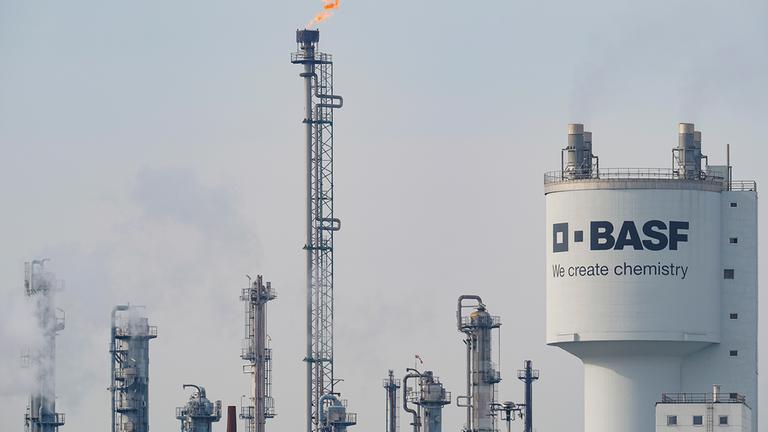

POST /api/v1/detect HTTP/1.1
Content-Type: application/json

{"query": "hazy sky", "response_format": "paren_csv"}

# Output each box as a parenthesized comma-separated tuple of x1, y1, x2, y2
(1, 1, 767, 431)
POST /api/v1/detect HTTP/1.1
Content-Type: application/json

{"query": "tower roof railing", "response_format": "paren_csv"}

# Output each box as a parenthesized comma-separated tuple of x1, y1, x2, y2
(544, 168, 756, 192)
(544, 168, 725, 184)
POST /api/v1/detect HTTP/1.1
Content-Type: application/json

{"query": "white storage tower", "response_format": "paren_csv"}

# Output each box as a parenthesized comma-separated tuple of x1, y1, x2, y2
(544, 123, 758, 432)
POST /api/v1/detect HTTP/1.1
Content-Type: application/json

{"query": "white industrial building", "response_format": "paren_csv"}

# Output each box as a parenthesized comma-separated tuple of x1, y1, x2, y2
(544, 123, 758, 432)
(655, 387, 751, 431)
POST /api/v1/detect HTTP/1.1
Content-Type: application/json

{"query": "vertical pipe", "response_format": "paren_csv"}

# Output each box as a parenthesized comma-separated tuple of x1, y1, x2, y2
(255, 279, 265, 432)
(227, 406, 237, 432)
(465, 340, 471, 431)
(524, 361, 533, 432)
(727, 144, 731, 190)
(403, 373, 421, 432)
(302, 39, 315, 432)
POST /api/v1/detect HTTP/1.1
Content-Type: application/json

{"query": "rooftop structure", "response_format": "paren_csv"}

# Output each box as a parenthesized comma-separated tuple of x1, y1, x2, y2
(656, 386, 751, 431)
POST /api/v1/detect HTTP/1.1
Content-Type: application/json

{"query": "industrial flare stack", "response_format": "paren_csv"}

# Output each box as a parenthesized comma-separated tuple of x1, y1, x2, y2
(292, 28, 356, 432)
(545, 123, 758, 432)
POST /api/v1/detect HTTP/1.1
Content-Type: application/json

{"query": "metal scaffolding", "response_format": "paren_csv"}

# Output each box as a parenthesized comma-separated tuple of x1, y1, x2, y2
(110, 305, 157, 432)
(240, 275, 277, 432)
(292, 28, 355, 432)
(24, 260, 65, 432)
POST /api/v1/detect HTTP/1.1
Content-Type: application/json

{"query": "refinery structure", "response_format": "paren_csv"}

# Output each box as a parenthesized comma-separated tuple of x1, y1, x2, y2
(11, 25, 760, 432)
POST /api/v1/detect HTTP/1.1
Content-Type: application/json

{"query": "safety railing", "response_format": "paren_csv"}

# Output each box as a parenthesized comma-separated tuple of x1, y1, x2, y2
(729, 180, 757, 192)
(661, 392, 746, 404)
(544, 168, 726, 185)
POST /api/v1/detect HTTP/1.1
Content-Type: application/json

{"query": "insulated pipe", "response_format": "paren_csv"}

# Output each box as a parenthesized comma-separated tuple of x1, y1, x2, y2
(403, 371, 422, 432)
(318, 393, 343, 426)
(457, 295, 483, 327)
(183, 384, 203, 397)
(456, 295, 482, 431)
(227, 406, 237, 432)
(299, 34, 316, 432)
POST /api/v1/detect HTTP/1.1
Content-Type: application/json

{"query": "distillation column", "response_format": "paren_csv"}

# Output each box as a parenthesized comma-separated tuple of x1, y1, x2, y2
(110, 306, 157, 432)
(403, 370, 451, 432)
(291, 28, 355, 432)
(24, 260, 65, 432)
(457, 296, 501, 432)
(176, 385, 222, 432)
(383, 370, 401, 432)
(240, 275, 276, 432)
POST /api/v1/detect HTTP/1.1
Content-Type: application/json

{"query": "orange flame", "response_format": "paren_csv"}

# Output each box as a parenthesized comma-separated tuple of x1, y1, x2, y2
(308, 0, 340, 28)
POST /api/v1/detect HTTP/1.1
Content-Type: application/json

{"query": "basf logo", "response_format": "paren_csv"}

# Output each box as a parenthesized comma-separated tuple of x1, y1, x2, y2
(550, 220, 692, 280)
(553, 220, 690, 253)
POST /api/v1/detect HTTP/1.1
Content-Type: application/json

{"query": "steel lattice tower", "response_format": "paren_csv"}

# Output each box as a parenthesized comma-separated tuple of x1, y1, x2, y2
(291, 29, 352, 432)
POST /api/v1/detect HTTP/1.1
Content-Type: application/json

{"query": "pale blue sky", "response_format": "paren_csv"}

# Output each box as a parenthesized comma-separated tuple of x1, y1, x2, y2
(1, 1, 767, 431)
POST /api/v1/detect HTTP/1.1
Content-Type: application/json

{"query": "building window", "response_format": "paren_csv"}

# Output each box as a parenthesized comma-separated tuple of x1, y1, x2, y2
(729, 237, 738, 244)
(667, 415, 678, 425)
(693, 415, 703, 425)
(719, 415, 729, 425)
(730, 202, 738, 207)
(730, 350, 738, 357)
(724, 269, 735, 279)
(730, 313, 739, 319)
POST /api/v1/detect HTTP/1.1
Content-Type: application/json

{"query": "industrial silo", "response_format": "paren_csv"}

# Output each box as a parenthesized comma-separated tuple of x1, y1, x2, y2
(544, 123, 758, 432)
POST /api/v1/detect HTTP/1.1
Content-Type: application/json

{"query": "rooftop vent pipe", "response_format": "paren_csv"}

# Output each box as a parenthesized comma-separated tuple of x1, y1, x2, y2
(676, 123, 701, 179)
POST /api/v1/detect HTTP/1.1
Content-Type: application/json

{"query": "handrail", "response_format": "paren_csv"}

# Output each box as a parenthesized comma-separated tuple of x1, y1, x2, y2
(544, 168, 727, 185)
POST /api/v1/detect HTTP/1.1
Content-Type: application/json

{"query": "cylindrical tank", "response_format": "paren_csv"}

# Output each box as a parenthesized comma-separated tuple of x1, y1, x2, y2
(545, 125, 726, 432)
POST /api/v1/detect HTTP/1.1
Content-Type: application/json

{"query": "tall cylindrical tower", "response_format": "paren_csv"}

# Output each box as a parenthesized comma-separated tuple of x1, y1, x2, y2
(544, 123, 758, 432)
(240, 275, 276, 432)
(24, 260, 65, 432)
(111, 306, 157, 432)
(457, 296, 501, 432)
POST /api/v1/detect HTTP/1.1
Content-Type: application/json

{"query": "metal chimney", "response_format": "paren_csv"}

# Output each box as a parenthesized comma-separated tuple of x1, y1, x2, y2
(227, 406, 237, 432)
(564, 124, 587, 179)
(676, 123, 699, 179)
